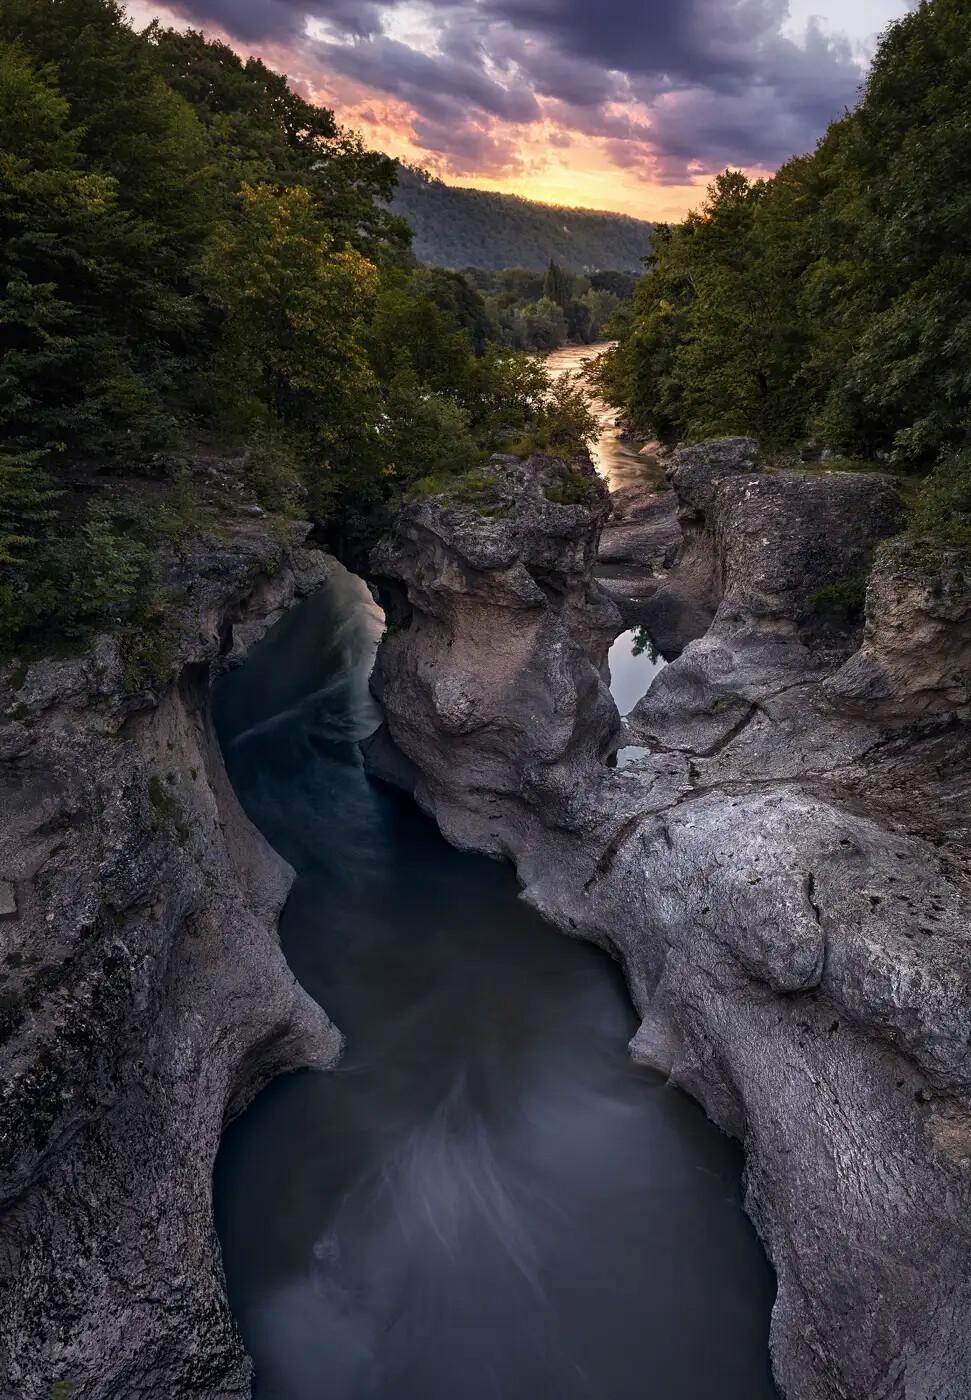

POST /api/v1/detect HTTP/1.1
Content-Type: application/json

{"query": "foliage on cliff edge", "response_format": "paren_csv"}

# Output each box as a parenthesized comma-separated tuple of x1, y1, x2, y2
(600, 0, 971, 549)
(0, 0, 592, 652)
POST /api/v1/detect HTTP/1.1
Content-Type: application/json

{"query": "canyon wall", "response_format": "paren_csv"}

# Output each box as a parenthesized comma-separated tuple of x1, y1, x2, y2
(0, 523, 343, 1399)
(367, 447, 971, 1400)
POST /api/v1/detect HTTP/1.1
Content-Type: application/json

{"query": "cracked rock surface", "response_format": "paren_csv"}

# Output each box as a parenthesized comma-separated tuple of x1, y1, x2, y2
(0, 521, 343, 1400)
(367, 446, 971, 1400)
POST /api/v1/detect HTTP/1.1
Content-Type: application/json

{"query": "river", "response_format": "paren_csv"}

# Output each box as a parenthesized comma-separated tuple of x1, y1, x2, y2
(212, 567, 777, 1399)
(543, 342, 663, 492)
(544, 341, 669, 710)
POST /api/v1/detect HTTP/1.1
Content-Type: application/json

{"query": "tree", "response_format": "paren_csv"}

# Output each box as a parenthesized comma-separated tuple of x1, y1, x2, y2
(0, 37, 177, 459)
(543, 258, 572, 307)
(204, 183, 378, 440)
(607, 0, 971, 482)
(149, 26, 411, 263)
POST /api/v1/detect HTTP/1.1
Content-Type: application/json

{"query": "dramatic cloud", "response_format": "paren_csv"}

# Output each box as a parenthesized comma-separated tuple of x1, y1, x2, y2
(143, 0, 911, 211)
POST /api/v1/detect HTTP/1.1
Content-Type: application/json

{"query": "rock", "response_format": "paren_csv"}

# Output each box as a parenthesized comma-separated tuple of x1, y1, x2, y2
(0, 882, 15, 919)
(594, 486, 683, 632)
(367, 454, 622, 851)
(368, 446, 971, 1400)
(610, 437, 765, 656)
(826, 537, 971, 718)
(0, 524, 342, 1400)
(667, 434, 763, 522)
(605, 439, 905, 665)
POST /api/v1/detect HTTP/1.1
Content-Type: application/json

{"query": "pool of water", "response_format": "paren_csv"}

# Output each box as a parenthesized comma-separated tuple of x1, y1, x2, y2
(212, 566, 776, 1400)
(607, 628, 666, 716)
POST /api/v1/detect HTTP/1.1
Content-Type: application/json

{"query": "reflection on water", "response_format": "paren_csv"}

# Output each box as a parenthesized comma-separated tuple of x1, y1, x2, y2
(544, 342, 662, 491)
(607, 627, 667, 716)
(213, 567, 776, 1400)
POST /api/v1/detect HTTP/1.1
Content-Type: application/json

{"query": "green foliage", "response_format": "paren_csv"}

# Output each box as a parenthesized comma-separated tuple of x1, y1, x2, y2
(390, 165, 653, 272)
(909, 448, 971, 548)
(510, 372, 598, 460)
(120, 598, 181, 692)
(543, 467, 599, 506)
(0, 0, 620, 654)
(149, 25, 410, 264)
(204, 181, 379, 439)
(606, 0, 971, 547)
(0, 448, 56, 566)
(631, 627, 659, 661)
(466, 264, 629, 351)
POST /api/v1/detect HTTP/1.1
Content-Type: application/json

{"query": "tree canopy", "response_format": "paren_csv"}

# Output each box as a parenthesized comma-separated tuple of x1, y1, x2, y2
(600, 0, 971, 544)
(390, 165, 653, 273)
(0, 1, 596, 654)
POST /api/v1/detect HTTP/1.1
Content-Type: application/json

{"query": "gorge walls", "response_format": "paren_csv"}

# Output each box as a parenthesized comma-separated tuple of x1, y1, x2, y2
(0, 524, 343, 1399)
(367, 446, 971, 1400)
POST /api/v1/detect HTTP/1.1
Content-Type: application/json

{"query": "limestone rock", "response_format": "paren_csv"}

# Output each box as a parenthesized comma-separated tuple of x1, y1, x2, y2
(827, 537, 971, 718)
(369, 447, 971, 1400)
(0, 523, 342, 1400)
(0, 882, 15, 919)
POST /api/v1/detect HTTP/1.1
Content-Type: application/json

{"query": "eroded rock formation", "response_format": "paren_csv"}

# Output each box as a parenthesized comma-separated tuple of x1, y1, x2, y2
(367, 446, 971, 1400)
(0, 523, 343, 1400)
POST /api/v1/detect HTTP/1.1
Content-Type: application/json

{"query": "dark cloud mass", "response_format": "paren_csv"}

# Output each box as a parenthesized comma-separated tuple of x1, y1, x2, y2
(164, 0, 876, 184)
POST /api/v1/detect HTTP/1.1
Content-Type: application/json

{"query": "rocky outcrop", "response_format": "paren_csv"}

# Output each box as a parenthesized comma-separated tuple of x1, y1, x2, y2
(0, 522, 342, 1400)
(368, 454, 623, 854)
(827, 536, 971, 718)
(367, 448, 971, 1400)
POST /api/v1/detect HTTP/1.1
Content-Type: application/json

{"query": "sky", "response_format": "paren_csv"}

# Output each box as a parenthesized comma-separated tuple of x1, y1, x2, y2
(125, 0, 913, 219)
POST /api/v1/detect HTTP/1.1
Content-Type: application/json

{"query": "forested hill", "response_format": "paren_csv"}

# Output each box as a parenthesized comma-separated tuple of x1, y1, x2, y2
(389, 166, 653, 272)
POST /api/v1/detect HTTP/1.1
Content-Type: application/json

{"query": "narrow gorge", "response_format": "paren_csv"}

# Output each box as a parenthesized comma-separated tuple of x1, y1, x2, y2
(3, 414, 970, 1400)
(366, 442, 971, 1400)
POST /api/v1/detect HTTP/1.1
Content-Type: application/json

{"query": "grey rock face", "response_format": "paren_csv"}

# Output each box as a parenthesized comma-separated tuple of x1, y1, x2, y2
(594, 484, 682, 631)
(827, 537, 971, 718)
(368, 450, 971, 1400)
(0, 522, 342, 1400)
(368, 454, 623, 853)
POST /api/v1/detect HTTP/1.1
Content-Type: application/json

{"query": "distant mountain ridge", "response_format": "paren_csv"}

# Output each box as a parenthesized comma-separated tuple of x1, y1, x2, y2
(389, 166, 653, 273)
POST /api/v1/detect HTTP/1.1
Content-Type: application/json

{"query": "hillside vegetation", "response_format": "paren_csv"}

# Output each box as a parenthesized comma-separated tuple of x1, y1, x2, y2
(390, 165, 653, 272)
(0, 0, 594, 657)
(600, 0, 971, 551)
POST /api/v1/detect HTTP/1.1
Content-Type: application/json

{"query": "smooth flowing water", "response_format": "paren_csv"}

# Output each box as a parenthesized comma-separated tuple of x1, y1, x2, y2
(213, 568, 777, 1400)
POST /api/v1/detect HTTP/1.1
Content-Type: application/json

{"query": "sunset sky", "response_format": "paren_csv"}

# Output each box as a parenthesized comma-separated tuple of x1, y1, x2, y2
(125, 0, 913, 219)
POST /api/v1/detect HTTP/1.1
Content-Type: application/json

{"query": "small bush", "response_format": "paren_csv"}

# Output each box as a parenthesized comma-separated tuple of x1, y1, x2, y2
(909, 447, 971, 548)
(509, 371, 598, 460)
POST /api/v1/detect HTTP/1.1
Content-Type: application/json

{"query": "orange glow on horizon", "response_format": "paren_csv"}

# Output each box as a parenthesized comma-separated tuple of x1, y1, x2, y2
(124, 0, 768, 223)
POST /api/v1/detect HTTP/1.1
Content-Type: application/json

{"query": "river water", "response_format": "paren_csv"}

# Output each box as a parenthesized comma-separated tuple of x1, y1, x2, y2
(544, 342, 662, 491)
(213, 568, 777, 1400)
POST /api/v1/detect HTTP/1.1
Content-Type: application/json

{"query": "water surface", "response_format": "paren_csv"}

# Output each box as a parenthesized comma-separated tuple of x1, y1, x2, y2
(213, 568, 776, 1400)
(544, 342, 662, 491)
(607, 628, 667, 716)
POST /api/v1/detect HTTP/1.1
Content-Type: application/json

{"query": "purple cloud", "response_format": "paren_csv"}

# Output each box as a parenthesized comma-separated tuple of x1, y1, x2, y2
(153, 0, 884, 183)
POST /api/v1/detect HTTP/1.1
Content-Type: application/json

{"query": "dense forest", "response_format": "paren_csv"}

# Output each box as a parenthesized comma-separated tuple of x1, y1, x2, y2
(389, 166, 653, 272)
(600, 0, 971, 549)
(459, 263, 636, 351)
(0, 0, 595, 658)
